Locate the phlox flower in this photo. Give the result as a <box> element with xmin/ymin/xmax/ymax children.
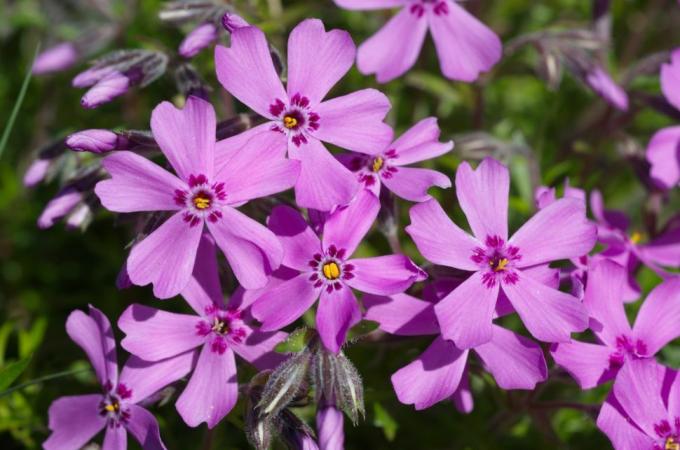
<box><xmin>95</xmin><ymin>96</ymin><xmax>300</xmax><ymax>298</ymax></box>
<box><xmin>333</xmin><ymin>0</ymin><xmax>502</xmax><ymax>83</ymax></box>
<box><xmin>44</xmin><ymin>306</ymin><xmax>192</xmax><ymax>450</ymax></box>
<box><xmin>339</xmin><ymin>117</ymin><xmax>453</xmax><ymax>202</ymax></box>
<box><xmin>597</xmin><ymin>359</ymin><xmax>680</xmax><ymax>450</ymax></box>
<box><xmin>647</xmin><ymin>48</ymin><xmax>680</xmax><ymax>189</ymax></box>
<box><xmin>214</xmin><ymin>19</ymin><xmax>393</xmax><ymax>211</ymax></box>
<box><xmin>552</xmin><ymin>260</ymin><xmax>680</xmax><ymax>389</ymax></box>
<box><xmin>406</xmin><ymin>157</ymin><xmax>596</xmax><ymax>348</ymax></box>
<box><xmin>118</xmin><ymin>235</ymin><xmax>287</xmax><ymax>428</ymax></box>
<box><xmin>251</xmin><ymin>190</ymin><xmax>426</xmax><ymax>353</ymax></box>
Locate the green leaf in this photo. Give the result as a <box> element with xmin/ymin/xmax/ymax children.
<box><xmin>0</xmin><ymin>356</ymin><xmax>32</xmax><ymax>392</ymax></box>
<box><xmin>18</xmin><ymin>317</ymin><xmax>47</xmax><ymax>358</ymax></box>
<box><xmin>373</xmin><ymin>402</ymin><xmax>398</xmax><ymax>442</ymax></box>
<box><xmin>346</xmin><ymin>320</ymin><xmax>380</xmax><ymax>342</ymax></box>
<box><xmin>274</xmin><ymin>327</ymin><xmax>315</xmax><ymax>353</ymax></box>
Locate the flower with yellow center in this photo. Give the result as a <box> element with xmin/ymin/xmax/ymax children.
<box><xmin>666</xmin><ymin>437</ymin><xmax>680</xmax><ymax>450</ymax></box>
<box><xmin>104</xmin><ymin>401</ymin><xmax>120</xmax><ymax>413</ymax></box>
<box><xmin>283</xmin><ymin>115</ymin><xmax>298</xmax><ymax>129</ymax></box>
<box><xmin>630</xmin><ymin>231</ymin><xmax>643</xmax><ymax>245</ymax></box>
<box><xmin>490</xmin><ymin>258</ymin><xmax>509</xmax><ymax>272</ymax></box>
<box><xmin>322</xmin><ymin>261</ymin><xmax>341</xmax><ymax>280</ymax></box>
<box><xmin>192</xmin><ymin>192</ymin><xmax>211</xmax><ymax>210</ymax></box>
<box><xmin>372</xmin><ymin>157</ymin><xmax>384</xmax><ymax>173</ymax></box>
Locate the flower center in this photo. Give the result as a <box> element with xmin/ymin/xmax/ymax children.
<box><xmin>174</xmin><ymin>174</ymin><xmax>227</xmax><ymax>227</ymax></box>
<box><xmin>307</xmin><ymin>245</ymin><xmax>355</xmax><ymax>293</ymax></box>
<box><xmin>489</xmin><ymin>256</ymin><xmax>509</xmax><ymax>272</ymax></box>
<box><xmin>471</xmin><ymin>235</ymin><xmax>522</xmax><ymax>288</ymax></box>
<box><xmin>103</xmin><ymin>400</ymin><xmax>120</xmax><ymax>413</ymax></box>
<box><xmin>283</xmin><ymin>115</ymin><xmax>299</xmax><ymax>129</ymax></box>
<box><xmin>322</xmin><ymin>261</ymin><xmax>341</xmax><ymax>280</ymax></box>
<box><xmin>192</xmin><ymin>191</ymin><xmax>212</xmax><ymax>210</ymax></box>
<box><xmin>630</xmin><ymin>231</ymin><xmax>643</xmax><ymax>244</ymax></box>
<box><xmin>211</xmin><ymin>317</ymin><xmax>229</xmax><ymax>334</ymax></box>
<box><xmin>667</xmin><ymin>437</ymin><xmax>680</xmax><ymax>450</ymax></box>
<box><xmin>371</xmin><ymin>157</ymin><xmax>384</xmax><ymax>173</ymax></box>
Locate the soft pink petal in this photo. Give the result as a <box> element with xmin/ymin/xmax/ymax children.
<box><xmin>428</xmin><ymin>1</ymin><xmax>502</xmax><ymax>82</ymax></box>
<box><xmin>37</xmin><ymin>187</ymin><xmax>81</xmax><ymax>229</ymax></box>
<box><xmin>661</xmin><ymin>49</ymin><xmax>680</xmax><ymax>111</ymax></box>
<box><xmin>633</xmin><ymin>277</ymin><xmax>680</xmax><ymax>355</ymax></box>
<box><xmin>118</xmin><ymin>305</ymin><xmax>204</xmax><ymax>361</ymax></box>
<box><xmin>510</xmin><ymin>198</ymin><xmax>596</xmax><ymax>267</ymax></box>
<box><xmin>214</xmin><ymin>123</ymin><xmax>284</xmax><ymax>171</ymax></box>
<box><xmin>646</xmin><ymin>125</ymin><xmax>680</xmax><ymax>189</ymax></box>
<box><xmin>451</xmin><ymin>370</ymin><xmax>474</xmax><ymax>414</ymax></box>
<box><xmin>287</xmin><ymin>19</ymin><xmax>355</xmax><ymax>105</ymax></box>
<box><xmin>322</xmin><ymin>189</ymin><xmax>379</xmax><ymax>257</ymax></box>
<box><xmin>102</xmin><ymin>424</ymin><xmax>126</xmax><ymax>450</ymax></box>
<box><xmin>550</xmin><ymin>340</ymin><xmax>615</xmax><ymax>389</ymax></box>
<box><xmin>44</xmin><ymin>395</ymin><xmax>106</xmax><ymax>450</ymax></box>
<box><xmin>455</xmin><ymin>158</ymin><xmax>509</xmax><ymax>241</ymax></box>
<box><xmin>119</xmin><ymin>353</ymin><xmax>196</xmax><ymax>405</ymax></box>
<box><xmin>234</xmin><ymin>267</ymin><xmax>298</xmax><ymax>314</ymax></box>
<box><xmin>181</xmin><ymin>234</ymin><xmax>225</xmax><ymax>315</ymax></box>
<box><xmin>127</xmin><ymin>212</ymin><xmax>202</xmax><ymax>299</ymax></box>
<box><xmin>406</xmin><ymin>198</ymin><xmax>481</xmax><ymax>270</ymax></box>
<box><xmin>597</xmin><ymin>394</ymin><xmax>655</xmax><ymax>450</ymax></box>
<box><xmin>667</xmin><ymin>371</ymin><xmax>680</xmax><ymax>424</ymax></box>
<box><xmin>502</xmin><ymin>271</ymin><xmax>588</xmax><ymax>343</ymax></box>
<box><xmin>334</xmin><ymin>0</ymin><xmax>406</xmax><ymax>9</ymax></box>
<box><xmin>363</xmin><ymin>293</ymin><xmax>439</xmax><ymax>336</ymax></box>
<box><xmin>96</xmin><ymin>151</ymin><xmax>186</xmax><ymax>213</ymax></box>
<box><xmin>65</xmin><ymin>307</ymin><xmax>117</xmax><ymax>387</ymax></box>
<box><xmin>150</xmin><ymin>97</ymin><xmax>216</xmax><ymax>180</ymax></box>
<box><xmin>474</xmin><ymin>325</ymin><xmax>547</xmax><ymax>390</ymax></box>
<box><xmin>207</xmin><ymin>207</ymin><xmax>283</xmax><ymax>289</ymax></box>
<box><xmin>640</xmin><ymin>224</ymin><xmax>680</xmax><ymax>267</ymax></box>
<box><xmin>389</xmin><ymin>117</ymin><xmax>454</xmax><ymax>166</ymax></box>
<box><xmin>125</xmin><ymin>405</ymin><xmax>166</xmax><ymax>450</ymax></box>
<box><xmin>214</xmin><ymin>27</ymin><xmax>287</xmax><ymax>118</ymax></box>
<box><xmin>356</xmin><ymin>7</ymin><xmax>428</xmax><ymax>83</ymax></box>
<box><xmin>382</xmin><ymin>166</ymin><xmax>451</xmax><ymax>202</ymax></box>
<box><xmin>316</xmin><ymin>287</ymin><xmax>361</xmax><ymax>353</ymax></box>
<box><xmin>176</xmin><ymin>346</ymin><xmax>238</xmax><ymax>428</ymax></box>
<box><xmin>391</xmin><ymin>336</ymin><xmax>468</xmax><ymax>410</ymax></box>
<box><xmin>289</xmin><ymin>139</ymin><xmax>359</xmax><ymax>211</ymax></box>
<box><xmin>312</xmin><ymin>89</ymin><xmax>393</xmax><ymax>154</ymax></box>
<box><xmin>267</xmin><ymin>205</ymin><xmax>321</xmax><ymax>271</ymax></box>
<box><xmin>232</xmin><ymin>329</ymin><xmax>288</xmax><ymax>370</ymax></box>
<box><xmin>346</xmin><ymin>254</ymin><xmax>425</xmax><ymax>295</ymax></box>
<box><xmin>434</xmin><ymin>271</ymin><xmax>499</xmax><ymax>349</ymax></box>
<box><xmin>251</xmin><ymin>273</ymin><xmax>320</xmax><ymax>331</ymax></box>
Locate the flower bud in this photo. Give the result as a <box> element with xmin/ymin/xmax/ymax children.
<box><xmin>67</xmin><ymin>129</ymin><xmax>127</xmax><ymax>153</ymax></box>
<box><xmin>277</xmin><ymin>409</ymin><xmax>319</xmax><ymax>450</ymax></box>
<box><xmin>311</xmin><ymin>348</ymin><xmax>364</xmax><ymax>425</ymax></box>
<box><xmin>585</xmin><ymin>66</ymin><xmax>629</xmax><ymax>111</ymax></box>
<box><xmin>316</xmin><ymin>403</ymin><xmax>344</xmax><ymax>450</ymax></box>
<box><xmin>72</xmin><ymin>66</ymin><xmax>116</xmax><ymax>88</ymax></box>
<box><xmin>257</xmin><ymin>351</ymin><xmax>311</xmax><ymax>417</ymax></box>
<box><xmin>222</xmin><ymin>12</ymin><xmax>249</xmax><ymax>33</ymax></box>
<box><xmin>38</xmin><ymin>188</ymin><xmax>82</xmax><ymax>229</ymax></box>
<box><xmin>81</xmin><ymin>71</ymin><xmax>129</xmax><ymax>109</ymax></box>
<box><xmin>179</xmin><ymin>23</ymin><xmax>219</xmax><ymax>58</ymax></box>
<box><xmin>33</xmin><ymin>43</ymin><xmax>79</xmax><ymax>75</ymax></box>
<box><xmin>175</xmin><ymin>64</ymin><xmax>211</xmax><ymax>100</ymax></box>
<box><xmin>65</xmin><ymin>202</ymin><xmax>93</xmax><ymax>230</ymax></box>
<box><xmin>23</xmin><ymin>159</ymin><xmax>51</xmax><ymax>187</ymax></box>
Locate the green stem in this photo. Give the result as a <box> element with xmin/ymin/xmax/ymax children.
<box><xmin>0</xmin><ymin>367</ymin><xmax>91</xmax><ymax>399</ymax></box>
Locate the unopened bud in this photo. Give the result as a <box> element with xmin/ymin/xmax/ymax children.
<box><xmin>67</xmin><ymin>129</ymin><xmax>128</xmax><ymax>153</ymax></box>
<box><xmin>33</xmin><ymin>43</ymin><xmax>78</xmax><ymax>75</ymax></box>
<box><xmin>24</xmin><ymin>159</ymin><xmax>51</xmax><ymax>187</ymax></box>
<box><xmin>222</xmin><ymin>12</ymin><xmax>249</xmax><ymax>33</ymax></box>
<box><xmin>316</xmin><ymin>403</ymin><xmax>344</xmax><ymax>450</ymax></box>
<box><xmin>38</xmin><ymin>188</ymin><xmax>82</xmax><ymax>229</ymax></box>
<box><xmin>65</xmin><ymin>202</ymin><xmax>93</xmax><ymax>230</ymax></box>
<box><xmin>277</xmin><ymin>409</ymin><xmax>319</xmax><ymax>450</ymax></box>
<box><xmin>585</xmin><ymin>66</ymin><xmax>629</xmax><ymax>111</ymax></box>
<box><xmin>179</xmin><ymin>23</ymin><xmax>219</xmax><ymax>58</ymax></box>
<box><xmin>311</xmin><ymin>347</ymin><xmax>364</xmax><ymax>425</ymax></box>
<box><xmin>257</xmin><ymin>351</ymin><xmax>311</xmax><ymax>417</ymax></box>
<box><xmin>81</xmin><ymin>71</ymin><xmax>129</xmax><ymax>109</ymax></box>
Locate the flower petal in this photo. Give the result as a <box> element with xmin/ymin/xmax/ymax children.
<box><xmin>451</xmin><ymin>369</ymin><xmax>474</xmax><ymax>414</ymax></box>
<box><xmin>406</xmin><ymin>198</ymin><xmax>481</xmax><ymax>270</ymax></box>
<box><xmin>96</xmin><ymin>151</ymin><xmax>186</xmax><ymax>213</ymax></box>
<box><xmin>44</xmin><ymin>395</ymin><xmax>106</xmax><ymax>450</ymax></box>
<box><xmin>287</xmin><ymin>19</ymin><xmax>355</xmax><ymax>105</ymax></box>
<box><xmin>502</xmin><ymin>271</ymin><xmax>588</xmax><ymax>343</ymax></box>
<box><xmin>267</xmin><ymin>205</ymin><xmax>322</xmax><ymax>271</ymax></box>
<box><xmin>289</xmin><ymin>139</ymin><xmax>359</xmax><ymax>211</ymax></box>
<box><xmin>550</xmin><ymin>340</ymin><xmax>615</xmax><ymax>389</ymax></box>
<box><xmin>334</xmin><ymin>0</ymin><xmax>406</xmax><ymax>9</ymax></box>
<box><xmin>119</xmin><ymin>353</ymin><xmax>196</xmax><ymax>405</ymax></box>
<box><xmin>455</xmin><ymin>158</ymin><xmax>509</xmax><ymax>241</ymax></box>
<box><xmin>391</xmin><ymin>336</ymin><xmax>468</xmax><ymax>410</ymax></box>
<box><xmin>389</xmin><ymin>117</ymin><xmax>454</xmax><ymax>166</ymax></box>
<box><xmin>125</xmin><ymin>404</ymin><xmax>166</xmax><ymax>450</ymax></box>
<box><xmin>382</xmin><ymin>166</ymin><xmax>451</xmax><ymax>202</ymax></box>
<box><xmin>474</xmin><ymin>325</ymin><xmax>547</xmax><ymax>390</ymax></box>
<box><xmin>322</xmin><ymin>189</ymin><xmax>379</xmax><ymax>257</ymax></box>
<box><xmin>214</xmin><ymin>124</ymin><xmax>283</xmax><ymax>171</ymax></box>
<box><xmin>251</xmin><ymin>273</ymin><xmax>320</xmax><ymax>331</ymax></box>
<box><xmin>633</xmin><ymin>277</ymin><xmax>680</xmax><ymax>355</ymax></box>
<box><xmin>102</xmin><ymin>424</ymin><xmax>127</xmax><ymax>450</ymax></box>
<box><xmin>645</xmin><ymin>125</ymin><xmax>680</xmax><ymax>189</ymax></box>
<box><xmin>346</xmin><ymin>254</ymin><xmax>425</xmax><ymax>295</ymax></box>
<box><xmin>215</xmin><ymin>27</ymin><xmax>287</xmax><ymax>119</ymax></box>
<box><xmin>232</xmin><ymin>329</ymin><xmax>288</xmax><ymax>370</ymax></box>
<box><xmin>118</xmin><ymin>305</ymin><xmax>204</xmax><ymax>361</ymax></box>
<box><xmin>597</xmin><ymin>393</ymin><xmax>655</xmax><ymax>450</ymax></box>
<box><xmin>363</xmin><ymin>293</ymin><xmax>439</xmax><ymax>336</ymax></box>
<box><xmin>181</xmin><ymin>234</ymin><xmax>225</xmax><ymax>314</ymax></box>
<box><xmin>640</xmin><ymin>222</ymin><xmax>680</xmax><ymax>267</ymax></box>
<box><xmin>316</xmin><ymin>287</ymin><xmax>361</xmax><ymax>353</ymax></box>
<box><xmin>661</xmin><ymin>49</ymin><xmax>680</xmax><ymax>111</ymax></box>
<box><xmin>150</xmin><ymin>96</ymin><xmax>216</xmax><ymax>180</ymax></box>
<box><xmin>127</xmin><ymin>212</ymin><xmax>203</xmax><ymax>299</ymax></box>
<box><xmin>510</xmin><ymin>198</ymin><xmax>597</xmax><ymax>267</ymax></box>
<box><xmin>66</xmin><ymin>307</ymin><xmax>118</xmax><ymax>387</ymax></box>
<box><xmin>434</xmin><ymin>271</ymin><xmax>499</xmax><ymax>349</ymax></box>
<box><xmin>176</xmin><ymin>345</ymin><xmax>238</xmax><ymax>428</ymax></box>
<box><xmin>428</xmin><ymin>1</ymin><xmax>502</xmax><ymax>82</ymax></box>
<box><xmin>356</xmin><ymin>7</ymin><xmax>428</xmax><ymax>83</ymax></box>
<box><xmin>207</xmin><ymin>207</ymin><xmax>283</xmax><ymax>289</ymax></box>
<box><xmin>312</xmin><ymin>89</ymin><xmax>393</xmax><ymax>154</ymax></box>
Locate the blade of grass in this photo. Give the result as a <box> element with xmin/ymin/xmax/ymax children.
<box><xmin>0</xmin><ymin>367</ymin><xmax>90</xmax><ymax>399</ymax></box>
<box><xmin>0</xmin><ymin>42</ymin><xmax>40</xmax><ymax>160</ymax></box>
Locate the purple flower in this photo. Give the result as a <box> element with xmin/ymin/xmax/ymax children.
<box><xmin>316</xmin><ymin>403</ymin><xmax>344</xmax><ymax>450</ymax></box>
<box><xmin>363</xmin><ymin>289</ymin><xmax>547</xmax><ymax>410</ymax></box>
<box><xmin>179</xmin><ymin>23</ymin><xmax>219</xmax><ymax>58</ymax></box>
<box><xmin>44</xmin><ymin>306</ymin><xmax>192</xmax><ymax>450</ymax></box>
<box><xmin>32</xmin><ymin>43</ymin><xmax>78</xmax><ymax>75</ymax></box>
<box><xmin>81</xmin><ymin>71</ymin><xmax>130</xmax><ymax>109</ymax></box>
<box><xmin>406</xmin><ymin>157</ymin><xmax>596</xmax><ymax>348</ymax></box>
<box><xmin>66</xmin><ymin>129</ymin><xmax>126</xmax><ymax>153</ymax></box>
<box><xmin>585</xmin><ymin>66</ymin><xmax>629</xmax><ymax>111</ymax></box>
<box><xmin>334</xmin><ymin>0</ymin><xmax>502</xmax><ymax>83</ymax></box>
<box><xmin>597</xmin><ymin>359</ymin><xmax>680</xmax><ymax>449</ymax></box>
<box><xmin>215</xmin><ymin>19</ymin><xmax>393</xmax><ymax>211</ymax></box>
<box><xmin>94</xmin><ymin>96</ymin><xmax>300</xmax><ymax>298</ymax></box>
<box><xmin>340</xmin><ymin>117</ymin><xmax>453</xmax><ymax>202</ymax></box>
<box><xmin>37</xmin><ymin>187</ymin><xmax>82</xmax><ymax>229</ymax></box>
<box><xmin>647</xmin><ymin>48</ymin><xmax>680</xmax><ymax>189</ymax></box>
<box><xmin>251</xmin><ymin>190</ymin><xmax>426</xmax><ymax>353</ymax></box>
<box><xmin>119</xmin><ymin>235</ymin><xmax>287</xmax><ymax>428</ymax></box>
<box><xmin>552</xmin><ymin>260</ymin><xmax>680</xmax><ymax>389</ymax></box>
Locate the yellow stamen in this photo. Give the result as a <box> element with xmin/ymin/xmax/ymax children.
<box><xmin>491</xmin><ymin>258</ymin><xmax>509</xmax><ymax>272</ymax></box>
<box><xmin>193</xmin><ymin>194</ymin><xmax>211</xmax><ymax>210</ymax></box>
<box><xmin>322</xmin><ymin>262</ymin><xmax>341</xmax><ymax>280</ymax></box>
<box><xmin>666</xmin><ymin>437</ymin><xmax>679</xmax><ymax>450</ymax></box>
<box><xmin>104</xmin><ymin>403</ymin><xmax>118</xmax><ymax>413</ymax></box>
<box><xmin>283</xmin><ymin>116</ymin><xmax>298</xmax><ymax>129</ymax></box>
<box><xmin>630</xmin><ymin>231</ymin><xmax>643</xmax><ymax>244</ymax></box>
<box><xmin>212</xmin><ymin>317</ymin><xmax>227</xmax><ymax>334</ymax></box>
<box><xmin>372</xmin><ymin>157</ymin><xmax>384</xmax><ymax>173</ymax></box>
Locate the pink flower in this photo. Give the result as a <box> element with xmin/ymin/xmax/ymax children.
<box><xmin>334</xmin><ymin>0</ymin><xmax>502</xmax><ymax>83</ymax></box>
<box><xmin>340</xmin><ymin>117</ymin><xmax>453</xmax><ymax>202</ymax></box>
<box><xmin>406</xmin><ymin>157</ymin><xmax>596</xmax><ymax>348</ymax></box>
<box><xmin>95</xmin><ymin>96</ymin><xmax>300</xmax><ymax>298</ymax></box>
<box><xmin>251</xmin><ymin>191</ymin><xmax>425</xmax><ymax>353</ymax></box>
<box><xmin>32</xmin><ymin>43</ymin><xmax>78</xmax><ymax>75</ymax></box>
<box><xmin>214</xmin><ymin>19</ymin><xmax>393</xmax><ymax>211</ymax></box>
